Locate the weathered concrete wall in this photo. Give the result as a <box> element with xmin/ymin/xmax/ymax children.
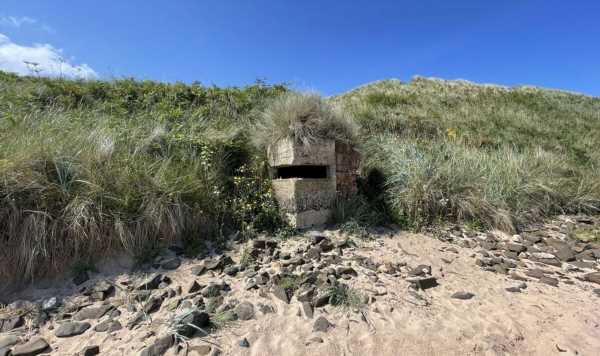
<box><xmin>335</xmin><ymin>142</ymin><xmax>361</xmax><ymax>199</ymax></box>
<box><xmin>268</xmin><ymin>138</ymin><xmax>335</xmax><ymax>167</ymax></box>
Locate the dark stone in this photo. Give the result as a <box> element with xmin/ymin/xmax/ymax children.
<box><xmin>533</xmin><ymin>257</ymin><xmax>562</xmax><ymax>267</ymax></box>
<box><xmin>41</xmin><ymin>297</ymin><xmax>61</xmax><ymax>311</ymax></box>
<box><xmin>308</xmin><ymin>232</ymin><xmax>326</xmax><ymax>245</ymax></box>
<box><xmin>94</xmin><ymin>319</ymin><xmax>122</xmax><ymax>332</ymax></box>
<box><xmin>504</xmin><ymin>251</ymin><xmax>519</xmax><ymax>260</ymax></box>
<box><xmin>73</xmin><ymin>271</ymin><xmax>90</xmax><ymax>286</ymax></box>
<box><xmin>10</xmin><ymin>337</ymin><xmax>50</xmax><ymax>356</ymax></box>
<box><xmin>583</xmin><ymin>272</ymin><xmax>600</xmax><ymax>285</ymax></box>
<box><xmin>569</xmin><ymin>260</ymin><xmax>595</xmax><ymax>269</ymax></box>
<box><xmin>451</xmin><ymin>291</ymin><xmax>475</xmax><ymax>300</ymax></box>
<box><xmin>0</xmin><ymin>347</ymin><xmax>8</xmax><ymax>356</ymax></box>
<box><xmin>335</xmin><ymin>266</ymin><xmax>358</xmax><ymax>277</ymax></box>
<box><xmin>524</xmin><ymin>233</ymin><xmax>542</xmax><ymax>244</ymax></box>
<box><xmin>160</xmin><ymin>257</ymin><xmax>181</xmax><ymax>270</ymax></box>
<box><xmin>0</xmin><ymin>315</ymin><xmax>24</xmax><ymax>332</ymax></box>
<box><xmin>191</xmin><ymin>265</ymin><xmax>206</xmax><ymax>276</ymax></box>
<box><xmin>204</xmin><ymin>256</ymin><xmax>234</xmax><ymax>271</ymax></box>
<box><xmin>406</xmin><ymin>276</ymin><xmax>438</xmax><ymax>290</ymax></box>
<box><xmin>408</xmin><ymin>265</ymin><xmax>432</xmax><ymax>277</ymax></box>
<box><xmin>525</xmin><ymin>268</ymin><xmax>549</xmax><ymax>279</ymax></box>
<box><xmin>505</xmin><ymin>286</ymin><xmax>522</xmax><ymax>293</ymax></box>
<box><xmin>313</xmin><ymin>293</ymin><xmax>330</xmax><ymax>308</ymax></box>
<box><xmin>224</xmin><ymin>265</ymin><xmax>240</xmax><ymax>276</ymax></box>
<box><xmin>234</xmin><ymin>302</ymin><xmax>255</xmax><ymax>320</ymax></box>
<box><xmin>176</xmin><ymin>311</ymin><xmax>210</xmax><ymax>337</ymax></box>
<box><xmin>318</xmin><ymin>238</ymin><xmax>335</xmax><ymax>252</ymax></box>
<box><xmin>186</xmin><ymin>280</ymin><xmax>202</xmax><ymax>294</ymax></box>
<box><xmin>258</xmin><ymin>303</ymin><xmax>275</xmax><ymax>314</ymax></box>
<box><xmin>239</xmin><ymin>338</ymin><xmax>250</xmax><ymax>348</ymax></box>
<box><xmin>73</xmin><ymin>305</ymin><xmax>114</xmax><ymax>321</ymax></box>
<box><xmin>301</xmin><ymin>301</ymin><xmax>314</xmax><ymax>318</ymax></box>
<box><xmin>253</xmin><ymin>239</ymin><xmax>267</xmax><ymax>249</ymax></box>
<box><xmin>506</xmin><ymin>243</ymin><xmax>526</xmax><ymax>253</ymax></box>
<box><xmin>136</xmin><ymin>274</ymin><xmax>163</xmax><ymax>290</ymax></box>
<box><xmin>552</xmin><ymin>245</ymin><xmax>576</xmax><ymax>262</ymax></box>
<box><xmin>126</xmin><ymin>311</ymin><xmax>148</xmax><ymax>330</ymax></box>
<box><xmin>271</xmin><ymin>285</ymin><xmax>290</xmax><ymax>304</ymax></box>
<box><xmin>313</xmin><ymin>316</ymin><xmax>332</xmax><ymax>332</ymax></box>
<box><xmin>540</xmin><ymin>276</ymin><xmax>559</xmax><ymax>287</ymax></box>
<box><xmin>140</xmin><ymin>335</ymin><xmax>174</xmax><ymax>356</ymax></box>
<box><xmin>305</xmin><ymin>247</ymin><xmax>322</xmax><ymax>260</ymax></box>
<box><xmin>81</xmin><ymin>345</ymin><xmax>100</xmax><ymax>356</ymax></box>
<box><xmin>201</xmin><ymin>283</ymin><xmax>228</xmax><ymax>298</ymax></box>
<box><xmin>593</xmin><ymin>288</ymin><xmax>600</xmax><ymax>297</ymax></box>
<box><xmin>55</xmin><ymin>321</ymin><xmax>91</xmax><ymax>337</ymax></box>
<box><xmin>143</xmin><ymin>296</ymin><xmax>164</xmax><ymax>314</ymax></box>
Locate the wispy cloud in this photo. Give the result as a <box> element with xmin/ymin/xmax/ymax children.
<box><xmin>0</xmin><ymin>16</ymin><xmax>55</xmax><ymax>33</ymax></box>
<box><xmin>0</xmin><ymin>33</ymin><xmax>97</xmax><ymax>79</ymax></box>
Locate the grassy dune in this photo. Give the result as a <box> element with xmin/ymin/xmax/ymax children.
<box><xmin>1</xmin><ymin>72</ymin><xmax>599</xmax><ymax>285</ymax></box>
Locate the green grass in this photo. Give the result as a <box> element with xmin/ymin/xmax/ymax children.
<box><xmin>2</xmin><ymin>72</ymin><xmax>600</xmax><ymax>285</ymax></box>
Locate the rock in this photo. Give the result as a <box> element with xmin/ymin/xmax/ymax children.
<box><xmin>301</xmin><ymin>301</ymin><xmax>314</xmax><ymax>318</ymax></box>
<box><xmin>451</xmin><ymin>291</ymin><xmax>475</xmax><ymax>300</ymax></box>
<box><xmin>204</xmin><ymin>256</ymin><xmax>234</xmax><ymax>271</ymax></box>
<box><xmin>271</xmin><ymin>285</ymin><xmax>290</xmax><ymax>304</ymax></box>
<box><xmin>136</xmin><ymin>274</ymin><xmax>163</xmax><ymax>290</ymax></box>
<box><xmin>313</xmin><ymin>316</ymin><xmax>332</xmax><ymax>332</ymax></box>
<box><xmin>553</xmin><ymin>245</ymin><xmax>576</xmax><ymax>262</ymax></box>
<box><xmin>41</xmin><ymin>297</ymin><xmax>61</xmax><ymax>311</ymax></box>
<box><xmin>406</xmin><ymin>276</ymin><xmax>438</xmax><ymax>290</ymax></box>
<box><xmin>540</xmin><ymin>276</ymin><xmax>559</xmax><ymax>287</ymax></box>
<box><xmin>509</xmin><ymin>272</ymin><xmax>528</xmax><ymax>281</ymax></box>
<box><xmin>305</xmin><ymin>247</ymin><xmax>322</xmax><ymax>260</ymax></box>
<box><xmin>593</xmin><ymin>288</ymin><xmax>600</xmax><ymax>297</ymax></box>
<box><xmin>582</xmin><ymin>272</ymin><xmax>600</xmax><ymax>285</ymax></box>
<box><xmin>73</xmin><ymin>304</ymin><xmax>114</xmax><ymax>321</ymax></box>
<box><xmin>0</xmin><ymin>316</ymin><xmax>24</xmax><ymax>332</ymax></box>
<box><xmin>140</xmin><ymin>335</ymin><xmax>174</xmax><ymax>356</ymax></box>
<box><xmin>185</xmin><ymin>280</ymin><xmax>202</xmax><ymax>294</ymax></box>
<box><xmin>239</xmin><ymin>338</ymin><xmax>250</xmax><ymax>348</ymax></box>
<box><xmin>10</xmin><ymin>337</ymin><xmax>50</xmax><ymax>356</ymax></box>
<box><xmin>318</xmin><ymin>238</ymin><xmax>335</xmax><ymax>252</ymax></box>
<box><xmin>525</xmin><ymin>268</ymin><xmax>549</xmax><ymax>279</ymax></box>
<box><xmin>127</xmin><ymin>311</ymin><xmax>149</xmax><ymax>330</ymax></box>
<box><xmin>94</xmin><ymin>319</ymin><xmax>122</xmax><ymax>332</ymax></box>
<box><xmin>0</xmin><ymin>335</ymin><xmax>19</xmax><ymax>349</ymax></box>
<box><xmin>506</xmin><ymin>286</ymin><xmax>522</xmax><ymax>293</ymax></box>
<box><xmin>160</xmin><ymin>257</ymin><xmax>181</xmax><ymax>270</ymax></box>
<box><xmin>55</xmin><ymin>321</ymin><xmax>91</xmax><ymax>337</ymax></box>
<box><xmin>201</xmin><ymin>283</ymin><xmax>227</xmax><ymax>298</ymax></box>
<box><xmin>408</xmin><ymin>264</ymin><xmax>432</xmax><ymax>277</ymax></box>
<box><xmin>258</xmin><ymin>303</ymin><xmax>275</xmax><ymax>314</ymax></box>
<box><xmin>175</xmin><ymin>310</ymin><xmax>210</xmax><ymax>337</ymax></box>
<box><xmin>0</xmin><ymin>347</ymin><xmax>8</xmax><ymax>356</ymax></box>
<box><xmin>191</xmin><ymin>265</ymin><xmax>206</xmax><ymax>276</ymax></box>
<box><xmin>524</xmin><ymin>234</ymin><xmax>542</xmax><ymax>244</ymax></box>
<box><xmin>73</xmin><ymin>271</ymin><xmax>90</xmax><ymax>285</ymax></box>
<box><xmin>235</xmin><ymin>302</ymin><xmax>255</xmax><ymax>320</ymax></box>
<box><xmin>305</xmin><ymin>336</ymin><xmax>324</xmax><ymax>345</ymax></box>
<box><xmin>506</xmin><ymin>243</ymin><xmax>526</xmax><ymax>253</ymax></box>
<box><xmin>335</xmin><ymin>266</ymin><xmax>358</xmax><ymax>277</ymax></box>
<box><xmin>308</xmin><ymin>232</ymin><xmax>326</xmax><ymax>245</ymax></box>
<box><xmin>143</xmin><ymin>296</ymin><xmax>164</xmax><ymax>314</ymax></box>
<box><xmin>313</xmin><ymin>293</ymin><xmax>330</xmax><ymax>308</ymax></box>
<box><xmin>189</xmin><ymin>345</ymin><xmax>212</xmax><ymax>355</ymax></box>
<box><xmin>224</xmin><ymin>265</ymin><xmax>240</xmax><ymax>276</ymax></box>
<box><xmin>81</xmin><ymin>345</ymin><xmax>100</xmax><ymax>356</ymax></box>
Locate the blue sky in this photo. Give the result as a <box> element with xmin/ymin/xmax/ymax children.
<box><xmin>1</xmin><ymin>1</ymin><xmax>599</xmax><ymax>96</ymax></box>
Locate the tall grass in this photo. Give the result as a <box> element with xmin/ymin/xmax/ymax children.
<box><xmin>335</xmin><ymin>77</ymin><xmax>600</xmax><ymax>231</ymax></box>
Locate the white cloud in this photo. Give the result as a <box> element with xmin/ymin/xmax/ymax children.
<box><xmin>0</xmin><ymin>16</ymin><xmax>55</xmax><ymax>33</ymax></box>
<box><xmin>0</xmin><ymin>33</ymin><xmax>97</xmax><ymax>79</ymax></box>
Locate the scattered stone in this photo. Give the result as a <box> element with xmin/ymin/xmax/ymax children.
<box><xmin>235</xmin><ymin>302</ymin><xmax>255</xmax><ymax>320</ymax></box>
<box><xmin>301</xmin><ymin>301</ymin><xmax>314</xmax><ymax>318</ymax></box>
<box><xmin>0</xmin><ymin>316</ymin><xmax>24</xmax><ymax>332</ymax></box>
<box><xmin>408</xmin><ymin>264</ymin><xmax>432</xmax><ymax>277</ymax></box>
<box><xmin>313</xmin><ymin>316</ymin><xmax>333</xmax><ymax>332</ymax></box>
<box><xmin>451</xmin><ymin>291</ymin><xmax>475</xmax><ymax>300</ymax></box>
<box><xmin>204</xmin><ymin>255</ymin><xmax>234</xmax><ymax>271</ymax></box>
<box><xmin>186</xmin><ymin>280</ymin><xmax>202</xmax><ymax>294</ymax></box>
<box><xmin>224</xmin><ymin>265</ymin><xmax>240</xmax><ymax>276</ymax></box>
<box><xmin>525</xmin><ymin>269</ymin><xmax>549</xmax><ymax>279</ymax></box>
<box><xmin>506</xmin><ymin>243</ymin><xmax>526</xmax><ymax>253</ymax></box>
<box><xmin>335</xmin><ymin>266</ymin><xmax>358</xmax><ymax>277</ymax></box>
<box><xmin>313</xmin><ymin>293</ymin><xmax>330</xmax><ymax>308</ymax></box>
<box><xmin>73</xmin><ymin>304</ymin><xmax>114</xmax><ymax>321</ymax></box>
<box><xmin>509</xmin><ymin>272</ymin><xmax>528</xmax><ymax>281</ymax></box>
<box><xmin>189</xmin><ymin>345</ymin><xmax>212</xmax><ymax>355</ymax></box>
<box><xmin>258</xmin><ymin>303</ymin><xmax>275</xmax><ymax>314</ymax></box>
<box><xmin>161</xmin><ymin>257</ymin><xmax>181</xmax><ymax>270</ymax></box>
<box><xmin>143</xmin><ymin>296</ymin><xmax>164</xmax><ymax>314</ymax></box>
<box><xmin>239</xmin><ymin>338</ymin><xmax>250</xmax><ymax>348</ymax></box>
<box><xmin>140</xmin><ymin>335</ymin><xmax>174</xmax><ymax>356</ymax></box>
<box><xmin>271</xmin><ymin>285</ymin><xmax>290</xmax><ymax>304</ymax></box>
<box><xmin>41</xmin><ymin>297</ymin><xmax>61</xmax><ymax>311</ymax></box>
<box><xmin>506</xmin><ymin>286</ymin><xmax>522</xmax><ymax>293</ymax></box>
<box><xmin>0</xmin><ymin>347</ymin><xmax>8</xmax><ymax>356</ymax></box>
<box><xmin>593</xmin><ymin>289</ymin><xmax>600</xmax><ymax>297</ymax></box>
<box><xmin>55</xmin><ymin>321</ymin><xmax>91</xmax><ymax>337</ymax></box>
<box><xmin>191</xmin><ymin>265</ymin><xmax>206</xmax><ymax>276</ymax></box>
<box><xmin>126</xmin><ymin>311</ymin><xmax>149</xmax><ymax>330</ymax></box>
<box><xmin>406</xmin><ymin>276</ymin><xmax>438</xmax><ymax>290</ymax></box>
<box><xmin>80</xmin><ymin>345</ymin><xmax>100</xmax><ymax>356</ymax></box>
<box><xmin>10</xmin><ymin>337</ymin><xmax>50</xmax><ymax>356</ymax></box>
<box><xmin>136</xmin><ymin>273</ymin><xmax>163</xmax><ymax>290</ymax></box>
<box><xmin>582</xmin><ymin>272</ymin><xmax>600</xmax><ymax>285</ymax></box>
<box><xmin>540</xmin><ymin>276</ymin><xmax>559</xmax><ymax>287</ymax></box>
<box><xmin>553</xmin><ymin>245</ymin><xmax>576</xmax><ymax>262</ymax></box>
<box><xmin>94</xmin><ymin>319</ymin><xmax>122</xmax><ymax>332</ymax></box>
<box><xmin>308</xmin><ymin>232</ymin><xmax>326</xmax><ymax>245</ymax></box>
<box><xmin>0</xmin><ymin>335</ymin><xmax>19</xmax><ymax>349</ymax></box>
<box><xmin>175</xmin><ymin>310</ymin><xmax>210</xmax><ymax>337</ymax></box>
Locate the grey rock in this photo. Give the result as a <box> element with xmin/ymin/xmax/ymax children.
<box><xmin>313</xmin><ymin>316</ymin><xmax>332</xmax><ymax>332</ymax></box>
<box><xmin>408</xmin><ymin>264</ymin><xmax>432</xmax><ymax>277</ymax></box>
<box><xmin>540</xmin><ymin>276</ymin><xmax>559</xmax><ymax>287</ymax></box>
<box><xmin>160</xmin><ymin>257</ymin><xmax>181</xmax><ymax>270</ymax></box>
<box><xmin>271</xmin><ymin>285</ymin><xmax>290</xmax><ymax>304</ymax></box>
<box><xmin>301</xmin><ymin>301</ymin><xmax>314</xmax><ymax>318</ymax></box>
<box><xmin>224</xmin><ymin>265</ymin><xmax>240</xmax><ymax>276</ymax></box>
<box><xmin>136</xmin><ymin>274</ymin><xmax>163</xmax><ymax>290</ymax></box>
<box><xmin>11</xmin><ymin>337</ymin><xmax>50</xmax><ymax>356</ymax></box>
<box><xmin>335</xmin><ymin>266</ymin><xmax>357</xmax><ymax>277</ymax></box>
<box><xmin>525</xmin><ymin>268</ymin><xmax>549</xmax><ymax>279</ymax></box>
<box><xmin>186</xmin><ymin>280</ymin><xmax>202</xmax><ymax>294</ymax></box>
<box><xmin>593</xmin><ymin>288</ymin><xmax>600</xmax><ymax>297</ymax></box>
<box><xmin>313</xmin><ymin>293</ymin><xmax>330</xmax><ymax>308</ymax></box>
<box><xmin>140</xmin><ymin>335</ymin><xmax>174</xmax><ymax>356</ymax></box>
<box><xmin>41</xmin><ymin>297</ymin><xmax>61</xmax><ymax>311</ymax></box>
<box><xmin>73</xmin><ymin>304</ymin><xmax>114</xmax><ymax>321</ymax></box>
<box><xmin>143</xmin><ymin>296</ymin><xmax>164</xmax><ymax>314</ymax></box>
<box><xmin>553</xmin><ymin>245</ymin><xmax>576</xmax><ymax>262</ymax></box>
<box><xmin>308</xmin><ymin>232</ymin><xmax>326</xmax><ymax>245</ymax></box>
<box><xmin>127</xmin><ymin>311</ymin><xmax>149</xmax><ymax>330</ymax></box>
<box><xmin>191</xmin><ymin>265</ymin><xmax>206</xmax><ymax>276</ymax></box>
<box><xmin>0</xmin><ymin>316</ymin><xmax>24</xmax><ymax>332</ymax></box>
<box><xmin>506</xmin><ymin>243</ymin><xmax>526</xmax><ymax>253</ymax></box>
<box><xmin>451</xmin><ymin>291</ymin><xmax>475</xmax><ymax>300</ymax></box>
<box><xmin>175</xmin><ymin>310</ymin><xmax>210</xmax><ymax>337</ymax></box>
<box><xmin>94</xmin><ymin>319</ymin><xmax>122</xmax><ymax>332</ymax></box>
<box><xmin>406</xmin><ymin>276</ymin><xmax>438</xmax><ymax>290</ymax></box>
<box><xmin>0</xmin><ymin>347</ymin><xmax>8</xmax><ymax>356</ymax></box>
<box><xmin>257</xmin><ymin>303</ymin><xmax>275</xmax><ymax>314</ymax></box>
<box><xmin>509</xmin><ymin>272</ymin><xmax>528</xmax><ymax>282</ymax></box>
<box><xmin>55</xmin><ymin>321</ymin><xmax>91</xmax><ymax>337</ymax></box>
<box><xmin>234</xmin><ymin>302</ymin><xmax>255</xmax><ymax>320</ymax></box>
<box><xmin>506</xmin><ymin>286</ymin><xmax>522</xmax><ymax>293</ymax></box>
<box><xmin>583</xmin><ymin>272</ymin><xmax>600</xmax><ymax>285</ymax></box>
<box><xmin>239</xmin><ymin>338</ymin><xmax>250</xmax><ymax>348</ymax></box>
<box><xmin>0</xmin><ymin>335</ymin><xmax>19</xmax><ymax>348</ymax></box>
<box><xmin>81</xmin><ymin>345</ymin><xmax>100</xmax><ymax>356</ymax></box>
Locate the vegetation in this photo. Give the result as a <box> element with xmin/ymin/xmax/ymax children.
<box><xmin>2</xmin><ymin>71</ymin><xmax>600</xmax><ymax>285</ymax></box>
<box><xmin>334</xmin><ymin>77</ymin><xmax>600</xmax><ymax>231</ymax></box>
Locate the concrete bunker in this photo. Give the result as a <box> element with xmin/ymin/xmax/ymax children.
<box><xmin>268</xmin><ymin>138</ymin><xmax>360</xmax><ymax>228</ymax></box>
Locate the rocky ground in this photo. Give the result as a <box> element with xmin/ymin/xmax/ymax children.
<box><xmin>1</xmin><ymin>215</ymin><xmax>600</xmax><ymax>356</ymax></box>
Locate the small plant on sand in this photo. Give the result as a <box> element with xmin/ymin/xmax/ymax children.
<box><xmin>325</xmin><ymin>281</ymin><xmax>365</xmax><ymax>309</ymax></box>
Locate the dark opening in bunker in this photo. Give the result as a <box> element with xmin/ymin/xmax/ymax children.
<box><xmin>275</xmin><ymin>165</ymin><xmax>328</xmax><ymax>179</ymax></box>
